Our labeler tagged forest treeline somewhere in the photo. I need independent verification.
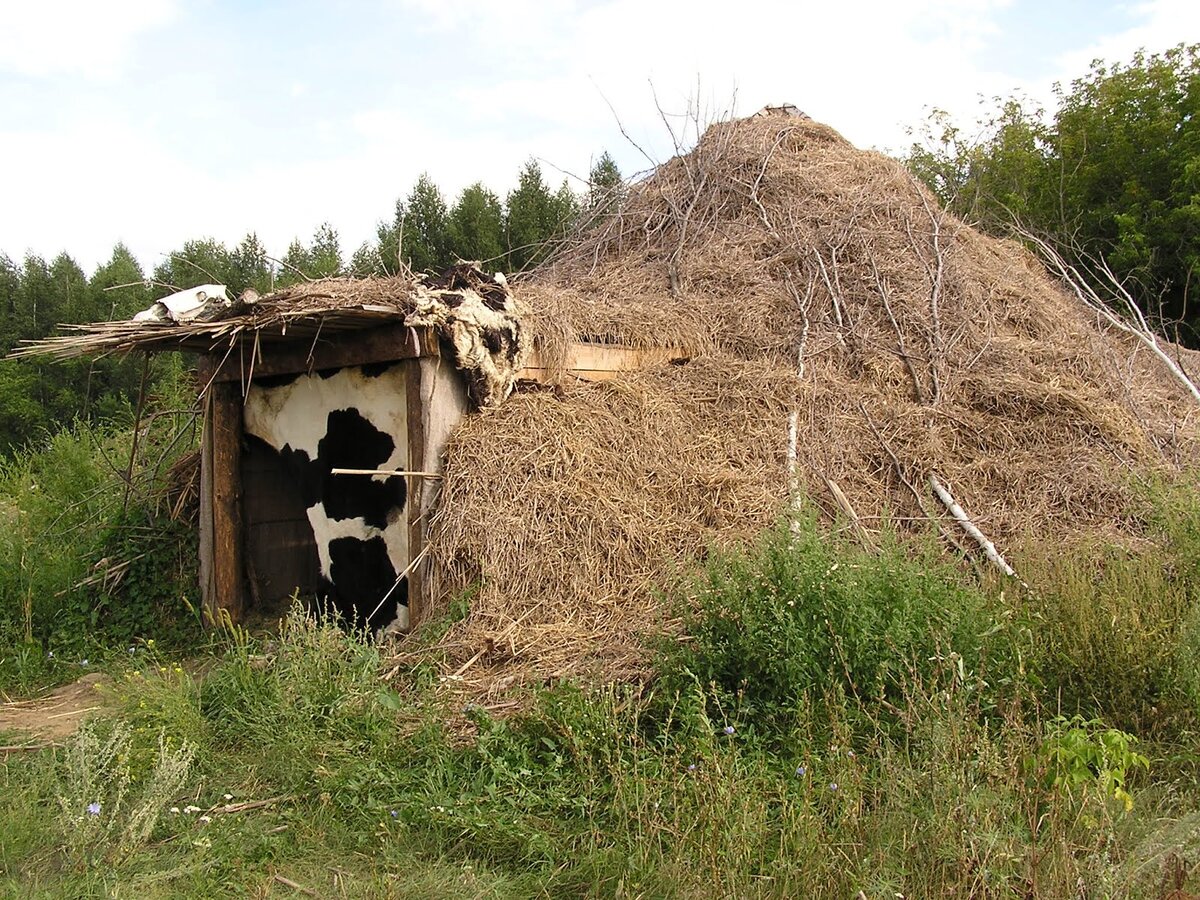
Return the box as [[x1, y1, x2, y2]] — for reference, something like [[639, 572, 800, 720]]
[[0, 154, 623, 455]]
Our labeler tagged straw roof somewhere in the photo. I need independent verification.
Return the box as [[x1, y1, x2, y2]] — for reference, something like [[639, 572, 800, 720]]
[[417, 111, 1200, 697], [9, 277, 423, 360]]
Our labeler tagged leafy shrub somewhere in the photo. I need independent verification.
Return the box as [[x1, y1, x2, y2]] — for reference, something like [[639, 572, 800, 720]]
[[1038, 714, 1150, 812], [656, 517, 1023, 737], [1016, 479, 1200, 736]]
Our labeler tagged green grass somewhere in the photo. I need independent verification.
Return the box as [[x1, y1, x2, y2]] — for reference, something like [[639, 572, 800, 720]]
[[3, 499, 1200, 897], [4, 410, 1200, 896]]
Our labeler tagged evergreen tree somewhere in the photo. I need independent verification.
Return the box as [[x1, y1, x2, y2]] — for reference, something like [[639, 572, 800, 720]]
[[309, 222, 343, 277], [447, 183, 504, 266], [401, 174, 451, 274], [279, 238, 313, 287], [20, 255, 57, 341], [551, 179, 581, 236], [153, 239, 235, 297], [587, 151, 624, 212], [90, 243, 150, 320], [230, 232, 274, 295], [49, 253, 89, 324], [0, 254, 22, 353], [349, 239, 384, 276], [505, 160, 556, 271]]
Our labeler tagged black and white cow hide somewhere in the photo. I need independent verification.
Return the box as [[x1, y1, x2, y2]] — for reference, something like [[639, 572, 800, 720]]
[[243, 362, 411, 633]]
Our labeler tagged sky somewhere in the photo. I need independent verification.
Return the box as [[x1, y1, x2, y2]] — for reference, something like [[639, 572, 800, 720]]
[[0, 0, 1196, 275]]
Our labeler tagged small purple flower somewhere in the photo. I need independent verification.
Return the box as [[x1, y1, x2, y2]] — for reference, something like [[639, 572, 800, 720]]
[[795, 765, 806, 777], [390, 810, 399, 819], [722, 725, 735, 736], [687, 763, 697, 772], [86, 802, 101, 816], [46, 650, 54, 659], [829, 782, 839, 792]]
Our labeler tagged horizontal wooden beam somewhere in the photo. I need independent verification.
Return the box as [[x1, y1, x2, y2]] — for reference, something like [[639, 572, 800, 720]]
[[207, 323, 438, 384], [518, 344, 687, 383]]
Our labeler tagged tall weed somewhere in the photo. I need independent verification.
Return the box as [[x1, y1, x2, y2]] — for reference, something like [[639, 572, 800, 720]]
[[657, 516, 1024, 738]]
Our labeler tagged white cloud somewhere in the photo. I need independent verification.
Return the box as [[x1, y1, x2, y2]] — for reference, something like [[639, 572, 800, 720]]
[[0, 0, 177, 78]]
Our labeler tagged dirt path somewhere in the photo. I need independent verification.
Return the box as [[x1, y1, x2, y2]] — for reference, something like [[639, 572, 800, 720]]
[[0, 672, 112, 745]]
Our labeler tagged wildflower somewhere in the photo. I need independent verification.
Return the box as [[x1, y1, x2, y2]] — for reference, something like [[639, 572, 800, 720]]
[[86, 802, 101, 816], [847, 750, 856, 759], [80, 659, 89, 667], [722, 725, 735, 736], [829, 782, 839, 792], [795, 766, 806, 777], [390, 810, 399, 819], [223, 794, 233, 801], [687, 763, 697, 772], [128, 647, 136, 655], [46, 651, 53, 659], [170, 807, 180, 814]]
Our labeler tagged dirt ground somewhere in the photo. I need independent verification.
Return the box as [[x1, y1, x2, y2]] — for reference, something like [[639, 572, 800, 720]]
[[0, 672, 112, 745]]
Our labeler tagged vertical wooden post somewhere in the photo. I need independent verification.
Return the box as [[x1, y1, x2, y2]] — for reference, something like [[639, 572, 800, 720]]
[[405, 356, 427, 627], [198, 356, 246, 626]]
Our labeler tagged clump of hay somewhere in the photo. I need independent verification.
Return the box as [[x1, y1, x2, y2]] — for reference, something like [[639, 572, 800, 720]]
[[416, 110, 1200, 697]]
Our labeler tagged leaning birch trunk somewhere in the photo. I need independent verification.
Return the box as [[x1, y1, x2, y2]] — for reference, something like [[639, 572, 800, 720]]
[[929, 474, 1017, 578], [1022, 229, 1200, 408]]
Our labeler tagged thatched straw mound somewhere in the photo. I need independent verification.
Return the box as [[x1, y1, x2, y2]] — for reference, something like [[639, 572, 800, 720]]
[[417, 111, 1200, 694]]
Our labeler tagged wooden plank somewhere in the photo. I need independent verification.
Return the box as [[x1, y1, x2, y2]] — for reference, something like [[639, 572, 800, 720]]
[[197, 358, 216, 626], [405, 358, 426, 627], [517, 343, 686, 382], [209, 379, 246, 624], [208, 323, 437, 384], [246, 521, 320, 602]]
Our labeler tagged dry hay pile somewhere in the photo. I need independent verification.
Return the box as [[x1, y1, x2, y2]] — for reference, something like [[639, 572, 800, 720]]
[[418, 110, 1200, 696]]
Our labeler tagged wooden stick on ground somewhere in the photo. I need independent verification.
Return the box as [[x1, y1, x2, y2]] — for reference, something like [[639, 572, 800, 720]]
[[825, 477, 877, 551], [929, 474, 1016, 578], [271, 874, 319, 897]]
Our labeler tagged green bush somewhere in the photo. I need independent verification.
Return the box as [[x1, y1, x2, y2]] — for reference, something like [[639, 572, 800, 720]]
[[0, 401, 200, 688], [656, 517, 1024, 738], [1015, 479, 1200, 736]]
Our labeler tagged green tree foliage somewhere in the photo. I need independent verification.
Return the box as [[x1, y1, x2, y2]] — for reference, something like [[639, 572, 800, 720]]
[[377, 175, 451, 275], [152, 239, 236, 297], [907, 44, 1200, 341], [309, 222, 343, 278], [279, 239, 312, 287], [504, 159, 580, 271], [90, 244, 150, 321], [278, 224, 344, 286], [229, 232, 274, 295], [447, 183, 504, 265], [401, 174, 451, 274], [349, 240, 383, 276], [587, 151, 624, 213]]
